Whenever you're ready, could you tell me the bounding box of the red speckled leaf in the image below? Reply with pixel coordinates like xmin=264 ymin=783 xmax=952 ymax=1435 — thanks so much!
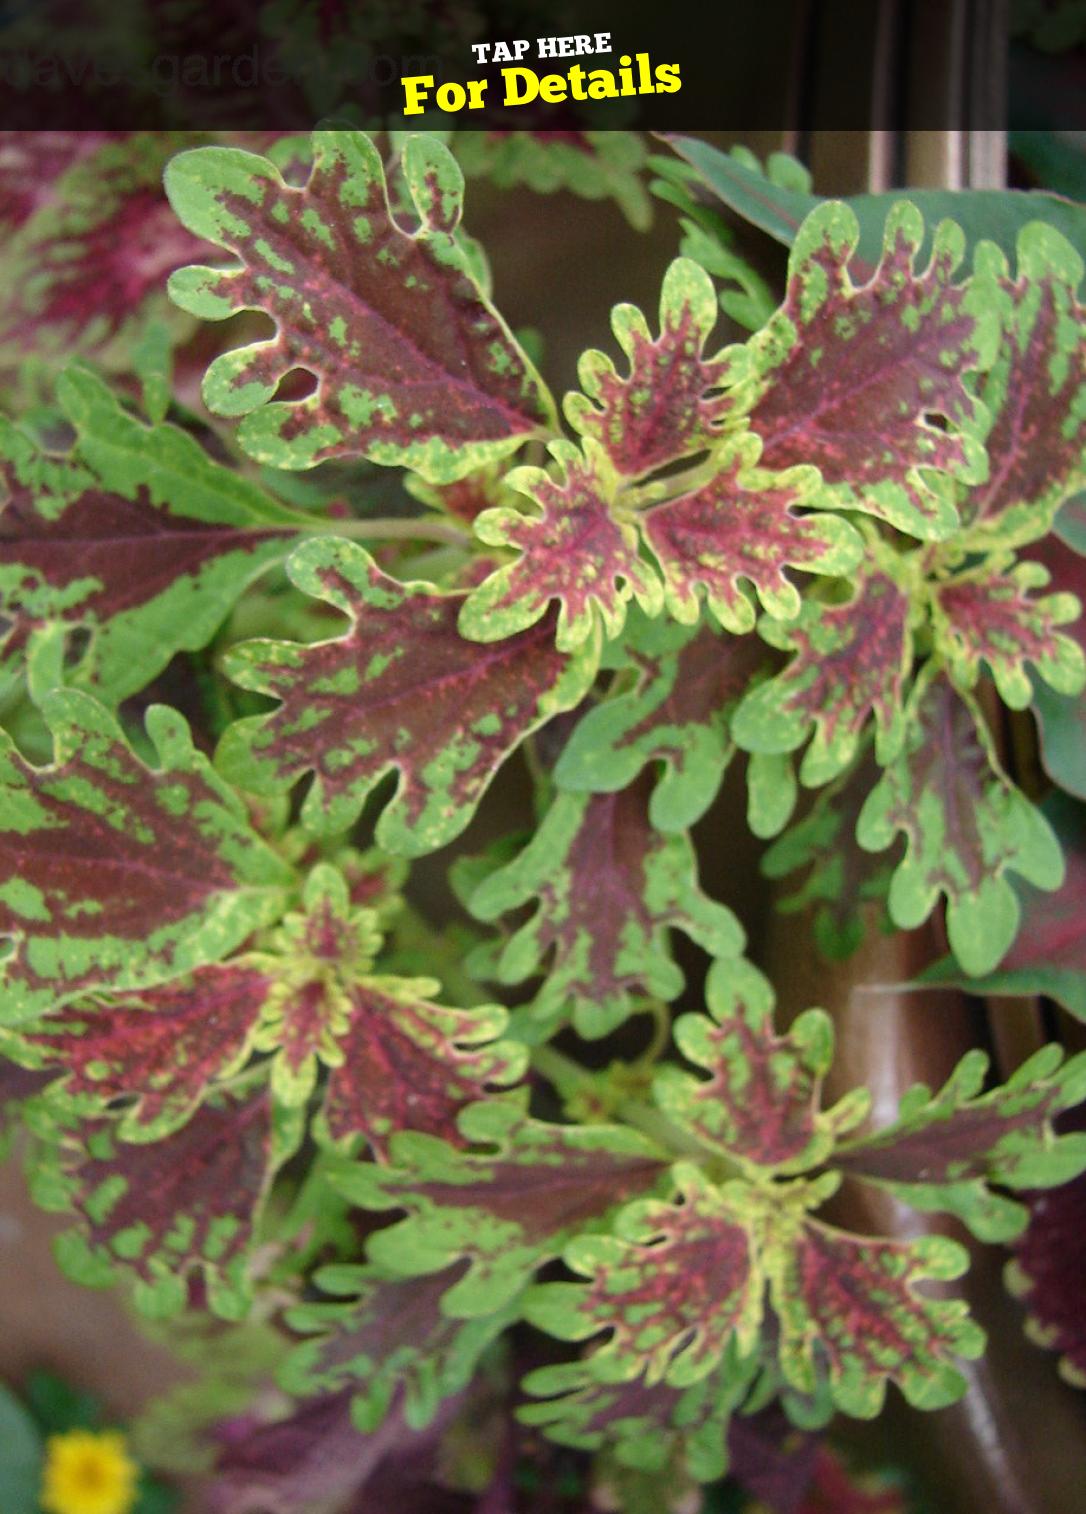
xmin=166 ymin=130 xmax=554 ymax=478
xmin=654 ymin=960 xmax=867 ymax=1174
xmin=554 ymin=611 xmax=772 ymax=832
xmin=319 ymin=979 xmax=525 ymax=1157
xmin=857 ymin=678 xmax=1064 ymax=976
xmin=459 ymin=440 xmax=663 ymax=651
xmin=1028 ymin=532 xmax=1086 ymax=798
xmin=564 ymin=258 xmax=736 ymax=479
xmin=218 ymin=538 xmax=596 ymax=857
xmin=932 ymin=559 xmax=1084 ymax=710
xmin=1007 ymin=1104 xmax=1086 ymax=1386
xmin=0 ymin=690 xmax=294 ymax=1026
xmin=0 ymin=132 xmax=206 ymax=364
xmin=0 ymin=366 xmax=303 ymax=704
xmin=731 ymin=571 xmax=912 ymax=785
xmin=833 ymin=1043 xmax=1086 ymax=1242
xmin=0 ymin=131 xmax=116 ymax=233
xmin=742 ymin=201 xmax=993 ymax=540
xmin=641 ymin=435 xmax=863 ymax=634
xmin=42 ymin=1084 xmax=302 ymax=1317
xmin=282 ymin=1262 xmax=513 ymax=1431
xmin=465 ymin=773 xmax=743 ymax=1039
xmin=960 ymin=225 xmax=1086 ymax=547
xmin=769 ymin=1220 xmax=984 ymax=1415
xmin=334 ymin=1098 xmax=668 ymax=1317
xmin=251 ymin=864 xmax=524 ymax=1151
xmin=19 ymin=964 xmax=270 ymax=1140
xmin=523 ymin=1165 xmax=762 ymax=1387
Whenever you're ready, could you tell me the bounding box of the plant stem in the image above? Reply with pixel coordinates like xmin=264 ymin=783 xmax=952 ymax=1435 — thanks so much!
xmin=303 ymin=515 xmax=471 ymax=547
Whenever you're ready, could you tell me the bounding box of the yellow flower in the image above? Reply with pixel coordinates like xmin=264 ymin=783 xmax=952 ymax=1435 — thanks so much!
xmin=40 ymin=1429 xmax=139 ymax=1514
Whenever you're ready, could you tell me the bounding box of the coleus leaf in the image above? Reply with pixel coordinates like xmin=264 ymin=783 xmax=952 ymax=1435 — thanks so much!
xmin=766 ymin=1217 xmax=983 ymax=1417
xmin=834 ymin=1045 xmax=1086 ymax=1242
xmin=527 ymin=1163 xmax=983 ymax=1417
xmin=856 ymin=676 xmax=1064 ymax=975
xmin=553 ymin=610 xmax=770 ymax=832
xmin=249 ymin=864 xmax=525 ymax=1151
xmin=520 ymin=1339 xmax=759 ymax=1484
xmin=329 ymin=1097 xmax=668 ymax=1316
xmin=34 ymin=1083 xmax=303 ymax=1318
xmin=458 ymin=439 xmax=663 ymax=652
xmin=653 ymin=960 xmax=868 ymax=1175
xmin=0 ymin=131 xmax=117 ymax=235
xmin=1006 ymin=1104 xmax=1086 ymax=1387
xmin=931 ymin=558 xmax=1085 ymax=709
xmin=761 ymin=745 xmax=896 ymax=960
xmin=216 ymin=537 xmax=596 ymax=857
xmin=0 ymin=690 xmax=294 ymax=1026
xmin=165 ymin=130 xmax=555 ymax=478
xmin=957 ymin=225 xmax=1086 ymax=548
xmin=1022 ymin=531 xmax=1086 ymax=799
xmin=661 ymin=132 xmax=1086 ymax=270
xmin=0 ymin=365 xmax=307 ymax=705
xmin=737 ymin=201 xmax=994 ymax=540
xmin=12 ymin=964 xmax=268 ymax=1141
xmin=0 ymin=132 xmax=205 ymax=365
xmin=563 ymin=258 xmax=736 ymax=479
xmin=919 ymin=791 xmax=1086 ymax=1020
xmin=731 ymin=570 xmax=913 ymax=786
xmin=523 ymin=1165 xmax=764 ymax=1386
xmin=640 ymin=434 xmax=864 ymax=634
xmin=464 ymin=774 xmax=744 ymax=1040
xmin=280 ymin=1262 xmax=514 ymax=1431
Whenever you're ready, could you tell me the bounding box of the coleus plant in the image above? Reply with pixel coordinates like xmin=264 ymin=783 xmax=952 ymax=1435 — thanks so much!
xmin=1 ymin=127 xmax=1086 ymax=1509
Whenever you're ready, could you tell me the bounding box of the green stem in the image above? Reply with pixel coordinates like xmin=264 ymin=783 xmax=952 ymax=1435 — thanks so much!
xmin=303 ymin=515 xmax=471 ymax=547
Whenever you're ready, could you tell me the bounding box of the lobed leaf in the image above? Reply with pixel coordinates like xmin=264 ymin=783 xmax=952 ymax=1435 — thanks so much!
xmin=465 ymin=775 xmax=744 ymax=1039
xmin=37 ymin=1085 xmax=303 ymax=1318
xmin=761 ymin=745 xmax=896 ymax=960
xmin=520 ymin=1345 xmax=758 ymax=1485
xmin=932 ymin=558 xmax=1084 ymax=709
xmin=281 ymin=1262 xmax=514 ymax=1431
xmin=250 ymin=864 xmax=525 ymax=1152
xmin=767 ymin=1218 xmax=984 ymax=1416
xmin=958 ymin=224 xmax=1086 ymax=548
xmin=731 ymin=570 xmax=913 ymax=786
xmin=166 ymin=130 xmax=554 ymax=478
xmin=737 ymin=201 xmax=994 ymax=540
xmin=523 ymin=1165 xmax=763 ymax=1387
xmin=330 ymin=1097 xmax=669 ymax=1317
xmin=641 ymin=434 xmax=864 ymax=634
xmin=15 ymin=964 xmax=269 ymax=1142
xmin=834 ymin=1045 xmax=1086 ymax=1242
xmin=1023 ymin=530 xmax=1086 ymax=798
xmin=459 ymin=439 xmax=663 ymax=651
xmin=857 ymin=677 xmax=1064 ymax=975
xmin=919 ymin=791 xmax=1086 ymax=1019
xmin=661 ymin=132 xmax=1086 ymax=268
xmin=654 ymin=960 xmax=868 ymax=1174
xmin=0 ymin=690 xmax=293 ymax=1026
xmin=217 ymin=537 xmax=596 ymax=856
xmin=0 ymin=366 xmax=306 ymax=705
xmin=553 ymin=610 xmax=770 ymax=832
xmin=564 ymin=258 xmax=737 ymax=479
xmin=0 ymin=132 xmax=205 ymax=370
